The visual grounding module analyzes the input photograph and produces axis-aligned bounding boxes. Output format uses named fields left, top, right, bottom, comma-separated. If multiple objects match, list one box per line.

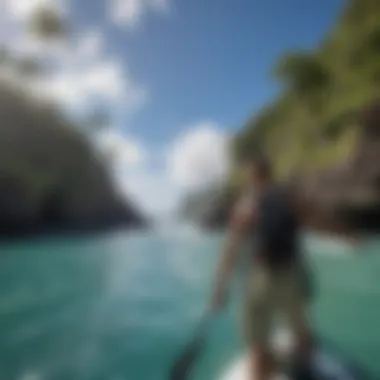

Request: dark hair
left=358, top=100, right=380, bottom=137
left=249, top=153, right=272, bottom=178
left=361, top=100, right=380, bottom=123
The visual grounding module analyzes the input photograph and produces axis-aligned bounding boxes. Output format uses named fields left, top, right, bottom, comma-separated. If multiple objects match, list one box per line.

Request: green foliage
left=274, top=53, right=330, bottom=97
left=28, top=7, right=66, bottom=40
left=231, top=0, right=380, bottom=188
left=181, top=0, right=380, bottom=227
left=0, top=48, right=45, bottom=82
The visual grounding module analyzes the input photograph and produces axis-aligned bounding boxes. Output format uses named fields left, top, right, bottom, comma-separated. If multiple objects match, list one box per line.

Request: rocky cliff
left=183, top=0, right=380, bottom=233
left=0, top=81, right=147, bottom=237
left=297, top=101, right=380, bottom=233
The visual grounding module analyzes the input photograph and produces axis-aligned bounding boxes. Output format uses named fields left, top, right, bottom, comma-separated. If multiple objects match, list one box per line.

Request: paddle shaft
left=169, top=313, right=215, bottom=380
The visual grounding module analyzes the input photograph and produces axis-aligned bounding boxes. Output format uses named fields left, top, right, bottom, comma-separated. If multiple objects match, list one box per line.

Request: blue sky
left=105, top=0, right=343, bottom=140
left=2, top=0, right=345, bottom=217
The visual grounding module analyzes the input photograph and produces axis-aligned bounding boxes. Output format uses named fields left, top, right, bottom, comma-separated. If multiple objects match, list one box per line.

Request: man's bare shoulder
left=229, top=191, right=255, bottom=229
left=236, top=190, right=256, bottom=212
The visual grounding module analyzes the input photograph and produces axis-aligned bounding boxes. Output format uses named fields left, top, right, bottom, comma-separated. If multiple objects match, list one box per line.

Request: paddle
left=169, top=312, right=215, bottom=380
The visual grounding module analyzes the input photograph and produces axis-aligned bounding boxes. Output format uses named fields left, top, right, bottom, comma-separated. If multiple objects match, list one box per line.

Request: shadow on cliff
left=0, top=81, right=148, bottom=240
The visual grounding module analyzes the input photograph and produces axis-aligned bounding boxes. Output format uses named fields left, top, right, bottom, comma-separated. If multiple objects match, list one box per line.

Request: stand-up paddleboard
left=220, top=328, right=361, bottom=380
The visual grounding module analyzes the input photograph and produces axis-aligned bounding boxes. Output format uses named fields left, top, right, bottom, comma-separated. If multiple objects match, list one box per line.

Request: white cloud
left=35, top=58, right=147, bottom=112
left=77, top=29, right=104, bottom=61
left=95, top=129, right=147, bottom=169
left=93, top=129, right=172, bottom=216
left=9, top=36, right=67, bottom=60
left=1, top=0, right=148, bottom=113
left=109, top=0, right=170, bottom=28
left=167, top=122, right=231, bottom=190
left=119, top=170, right=181, bottom=216
left=30, top=28, right=148, bottom=111
left=2, top=1, right=231, bottom=219
left=1, top=24, right=147, bottom=113
left=94, top=122, right=231, bottom=218
left=5, top=0, right=67, bottom=21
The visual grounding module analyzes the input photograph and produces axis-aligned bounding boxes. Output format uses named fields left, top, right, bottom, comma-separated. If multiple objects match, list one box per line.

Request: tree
left=274, top=52, right=330, bottom=105
left=28, top=6, right=66, bottom=40
left=0, top=47, right=43, bottom=80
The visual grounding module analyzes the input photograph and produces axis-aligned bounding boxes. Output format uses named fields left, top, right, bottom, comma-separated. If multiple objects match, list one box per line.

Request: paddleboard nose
left=219, top=328, right=360, bottom=380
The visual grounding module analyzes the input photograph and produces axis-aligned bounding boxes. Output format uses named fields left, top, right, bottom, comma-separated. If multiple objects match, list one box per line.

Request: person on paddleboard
left=210, top=153, right=314, bottom=380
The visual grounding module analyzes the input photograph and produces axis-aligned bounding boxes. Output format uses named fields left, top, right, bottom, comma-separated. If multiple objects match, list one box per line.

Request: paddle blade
left=169, top=335, right=206, bottom=380
left=169, top=317, right=211, bottom=380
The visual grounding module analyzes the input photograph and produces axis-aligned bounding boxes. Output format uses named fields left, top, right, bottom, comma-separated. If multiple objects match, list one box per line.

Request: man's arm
left=210, top=200, right=253, bottom=312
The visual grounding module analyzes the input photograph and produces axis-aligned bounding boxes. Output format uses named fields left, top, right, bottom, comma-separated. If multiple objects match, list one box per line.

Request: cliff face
left=192, top=102, right=380, bottom=233
left=0, top=82, right=147, bottom=237
left=183, top=0, right=380, bottom=232
left=298, top=102, right=380, bottom=233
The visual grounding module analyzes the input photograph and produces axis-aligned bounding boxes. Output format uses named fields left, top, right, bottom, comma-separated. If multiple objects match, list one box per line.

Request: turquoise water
left=0, top=230, right=379, bottom=380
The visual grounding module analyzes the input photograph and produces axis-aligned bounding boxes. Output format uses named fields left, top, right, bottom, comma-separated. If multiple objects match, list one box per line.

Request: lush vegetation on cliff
left=183, top=0, right=380, bottom=228
left=233, top=0, right=380, bottom=182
